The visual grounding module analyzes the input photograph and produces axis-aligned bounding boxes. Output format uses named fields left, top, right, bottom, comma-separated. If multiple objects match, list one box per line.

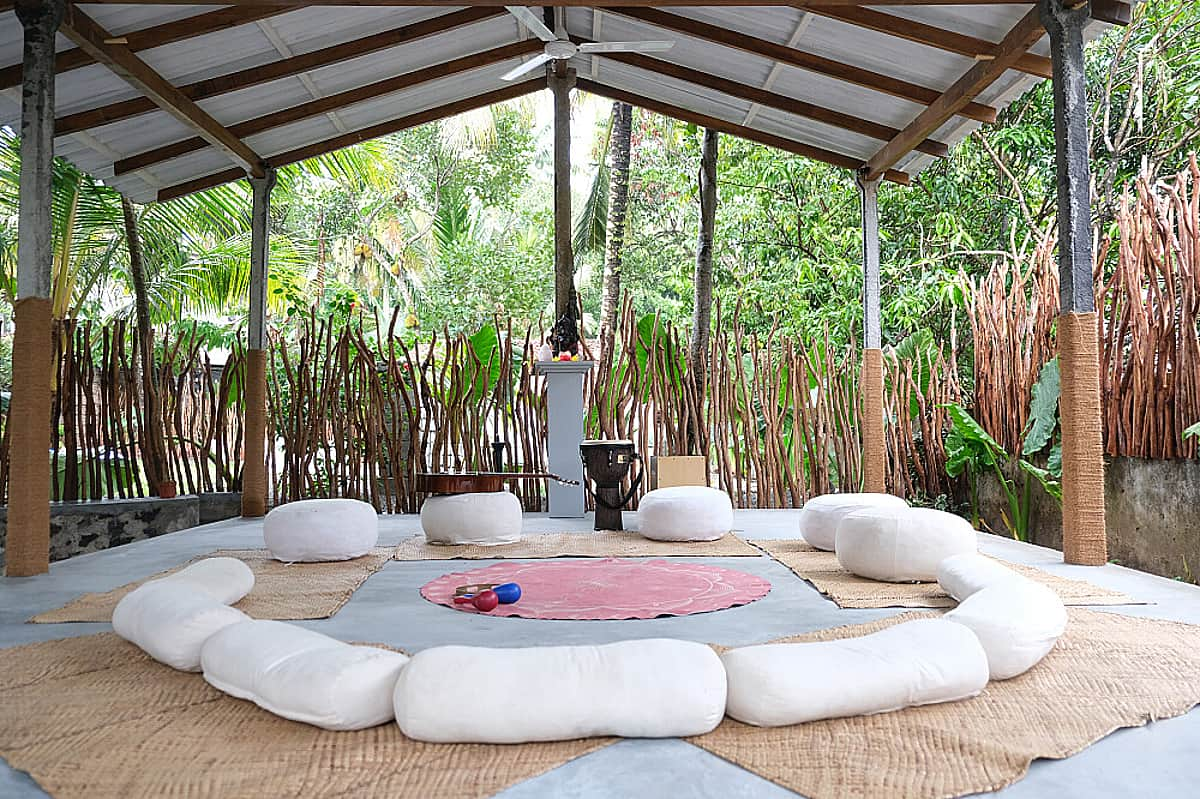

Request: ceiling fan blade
left=505, top=6, right=558, bottom=43
left=500, top=52, right=553, bottom=81
left=577, top=41, right=675, bottom=54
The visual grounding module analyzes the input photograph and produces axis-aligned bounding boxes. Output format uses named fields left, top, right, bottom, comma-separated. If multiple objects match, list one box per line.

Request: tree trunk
left=598, top=102, right=633, bottom=356
left=550, top=61, right=577, bottom=325
left=688, top=128, right=719, bottom=455
left=121, top=195, right=168, bottom=493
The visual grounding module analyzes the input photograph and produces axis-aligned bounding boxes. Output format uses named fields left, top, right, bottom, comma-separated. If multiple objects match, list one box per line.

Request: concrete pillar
left=534, top=360, right=591, bottom=517
left=857, top=173, right=887, bottom=494
left=1041, top=0, right=1107, bottom=566
left=549, top=61, right=577, bottom=323
left=6, top=0, right=66, bottom=577
left=242, top=167, right=276, bottom=518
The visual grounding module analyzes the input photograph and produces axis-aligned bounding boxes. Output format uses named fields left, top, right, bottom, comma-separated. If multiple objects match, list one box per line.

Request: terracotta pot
left=157, top=480, right=177, bottom=499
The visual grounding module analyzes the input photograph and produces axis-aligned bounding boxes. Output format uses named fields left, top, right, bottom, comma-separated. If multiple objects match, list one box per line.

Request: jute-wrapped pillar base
left=1058, top=312, right=1107, bottom=565
left=860, top=348, right=887, bottom=494
left=6, top=297, right=53, bottom=576
left=241, top=348, right=268, bottom=518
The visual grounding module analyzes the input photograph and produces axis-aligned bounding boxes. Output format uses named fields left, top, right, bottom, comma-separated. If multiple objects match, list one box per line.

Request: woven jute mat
left=29, top=547, right=397, bottom=624
left=0, top=633, right=612, bottom=799
left=752, top=539, right=1137, bottom=608
left=690, top=608, right=1200, bottom=799
left=394, top=530, right=762, bottom=560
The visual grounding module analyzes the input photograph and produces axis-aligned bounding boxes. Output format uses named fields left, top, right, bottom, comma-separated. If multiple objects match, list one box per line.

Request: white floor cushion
left=722, top=618, right=989, bottom=726
left=264, top=498, right=379, bottom=562
left=798, top=492, right=908, bottom=551
left=201, top=620, right=409, bottom=731
left=636, top=486, right=733, bottom=542
left=113, top=581, right=250, bottom=672
left=835, top=507, right=976, bottom=582
left=157, top=556, right=255, bottom=605
left=394, top=639, right=727, bottom=743
left=937, top=552, right=1024, bottom=601
left=945, top=580, right=1067, bottom=680
left=420, top=491, right=522, bottom=546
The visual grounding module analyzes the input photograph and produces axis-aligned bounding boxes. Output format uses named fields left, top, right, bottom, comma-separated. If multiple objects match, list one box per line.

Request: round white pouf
left=421, top=491, right=522, bottom=546
left=637, top=486, right=733, bottom=542
left=835, top=506, right=976, bottom=582
left=263, top=498, right=378, bottom=562
left=798, top=492, right=908, bottom=551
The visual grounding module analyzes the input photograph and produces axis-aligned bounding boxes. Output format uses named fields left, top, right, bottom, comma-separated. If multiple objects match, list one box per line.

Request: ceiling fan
left=501, top=6, right=674, bottom=81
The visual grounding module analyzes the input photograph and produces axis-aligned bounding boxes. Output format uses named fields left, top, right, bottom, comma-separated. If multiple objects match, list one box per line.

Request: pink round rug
left=420, top=558, right=771, bottom=620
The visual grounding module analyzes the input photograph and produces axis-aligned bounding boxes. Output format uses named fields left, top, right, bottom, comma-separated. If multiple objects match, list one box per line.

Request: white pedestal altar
left=534, top=360, right=593, bottom=518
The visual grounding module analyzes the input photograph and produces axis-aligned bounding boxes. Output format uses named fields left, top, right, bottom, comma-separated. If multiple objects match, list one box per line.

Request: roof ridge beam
left=574, top=76, right=909, bottom=185
left=155, top=78, right=545, bottom=202
left=115, top=39, right=544, bottom=175
left=0, top=6, right=295, bottom=91
left=54, top=7, right=506, bottom=136
left=603, top=7, right=998, bottom=124
left=570, top=37, right=948, bottom=158
left=60, top=4, right=265, bottom=177
left=863, top=7, right=1044, bottom=180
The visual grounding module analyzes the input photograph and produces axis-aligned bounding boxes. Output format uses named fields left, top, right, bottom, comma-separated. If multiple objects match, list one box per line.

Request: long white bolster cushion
left=798, top=492, right=908, bottom=551
left=637, top=485, right=734, bottom=542
left=201, top=620, right=409, bottom=731
left=937, top=552, right=1026, bottom=601
left=945, top=581, right=1067, bottom=680
left=112, top=581, right=250, bottom=672
left=421, top=491, right=523, bottom=546
left=264, top=498, right=379, bottom=562
left=157, top=556, right=255, bottom=605
left=722, top=619, right=989, bottom=727
left=394, top=639, right=727, bottom=743
left=835, top=507, right=976, bottom=582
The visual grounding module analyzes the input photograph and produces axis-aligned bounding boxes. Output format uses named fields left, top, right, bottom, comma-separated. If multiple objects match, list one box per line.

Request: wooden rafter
left=115, top=40, right=543, bottom=175
left=604, top=7, right=998, bottom=124
left=55, top=7, right=505, bottom=136
left=806, top=6, right=1052, bottom=79
left=155, top=78, right=544, bottom=202
left=863, top=7, right=1044, bottom=180
left=0, top=6, right=294, bottom=91
left=573, top=38, right=948, bottom=158
left=574, top=77, right=909, bottom=185
left=62, top=0, right=1130, bottom=12
left=59, top=4, right=265, bottom=177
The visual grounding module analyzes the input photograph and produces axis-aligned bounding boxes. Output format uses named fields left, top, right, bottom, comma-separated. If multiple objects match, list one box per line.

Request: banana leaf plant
left=943, top=402, right=1030, bottom=540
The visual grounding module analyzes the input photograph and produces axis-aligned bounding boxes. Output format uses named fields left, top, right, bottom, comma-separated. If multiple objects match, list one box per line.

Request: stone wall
left=0, top=493, right=241, bottom=567
left=979, top=457, right=1200, bottom=583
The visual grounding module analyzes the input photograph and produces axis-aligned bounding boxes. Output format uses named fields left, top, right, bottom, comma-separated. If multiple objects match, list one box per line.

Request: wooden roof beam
left=55, top=7, right=506, bottom=136
left=115, top=39, right=543, bottom=175
left=63, top=1, right=1126, bottom=9
left=60, top=4, right=265, bottom=177
left=863, top=7, right=1044, bottom=181
left=572, top=39, right=948, bottom=158
left=0, top=6, right=294, bottom=91
left=574, top=77, right=909, bottom=185
left=605, top=7, right=998, bottom=124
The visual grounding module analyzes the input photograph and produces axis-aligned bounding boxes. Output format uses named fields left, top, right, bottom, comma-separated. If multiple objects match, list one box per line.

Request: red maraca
left=452, top=588, right=499, bottom=612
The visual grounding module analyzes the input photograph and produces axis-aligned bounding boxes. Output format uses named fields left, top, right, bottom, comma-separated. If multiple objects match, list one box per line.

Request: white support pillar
left=6, top=0, right=66, bottom=577
left=857, top=173, right=886, bottom=494
left=242, top=167, right=276, bottom=517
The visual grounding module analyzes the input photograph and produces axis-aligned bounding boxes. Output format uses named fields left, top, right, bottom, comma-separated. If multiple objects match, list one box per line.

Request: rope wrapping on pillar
left=241, top=348, right=269, bottom=518
left=6, top=297, right=54, bottom=576
left=860, top=348, right=887, bottom=494
left=1058, top=311, right=1107, bottom=565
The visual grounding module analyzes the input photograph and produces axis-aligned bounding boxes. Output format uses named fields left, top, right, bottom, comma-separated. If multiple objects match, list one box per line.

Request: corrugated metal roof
left=0, top=4, right=1116, bottom=203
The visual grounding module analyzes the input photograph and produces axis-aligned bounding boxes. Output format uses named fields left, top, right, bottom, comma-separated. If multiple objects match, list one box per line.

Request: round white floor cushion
left=113, top=581, right=250, bottom=672
left=394, top=639, right=727, bottom=743
left=157, top=556, right=255, bottom=605
left=636, top=486, right=733, bottom=542
left=201, top=620, right=409, bottom=731
left=420, top=491, right=522, bottom=546
left=937, top=552, right=1024, bottom=601
left=798, top=493, right=908, bottom=551
left=722, top=618, right=989, bottom=727
left=264, top=498, right=378, bottom=562
left=835, top=507, right=976, bottom=582
left=945, top=580, right=1067, bottom=680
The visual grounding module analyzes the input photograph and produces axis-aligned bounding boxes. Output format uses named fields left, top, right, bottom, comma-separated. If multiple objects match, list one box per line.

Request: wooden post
left=1041, top=0, right=1107, bottom=565
left=6, top=0, right=66, bottom=577
left=242, top=167, right=276, bottom=517
left=857, top=172, right=887, bottom=494
left=549, top=60, right=577, bottom=323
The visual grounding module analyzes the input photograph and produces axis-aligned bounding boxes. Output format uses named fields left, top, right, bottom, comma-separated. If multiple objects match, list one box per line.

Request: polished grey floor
left=1, top=510, right=1198, bottom=798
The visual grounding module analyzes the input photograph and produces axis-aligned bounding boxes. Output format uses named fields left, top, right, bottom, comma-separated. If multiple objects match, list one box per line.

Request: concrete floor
left=1, top=510, right=1198, bottom=798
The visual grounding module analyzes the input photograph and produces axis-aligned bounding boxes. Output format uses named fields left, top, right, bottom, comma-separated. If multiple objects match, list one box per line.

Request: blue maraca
left=492, top=582, right=522, bottom=604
